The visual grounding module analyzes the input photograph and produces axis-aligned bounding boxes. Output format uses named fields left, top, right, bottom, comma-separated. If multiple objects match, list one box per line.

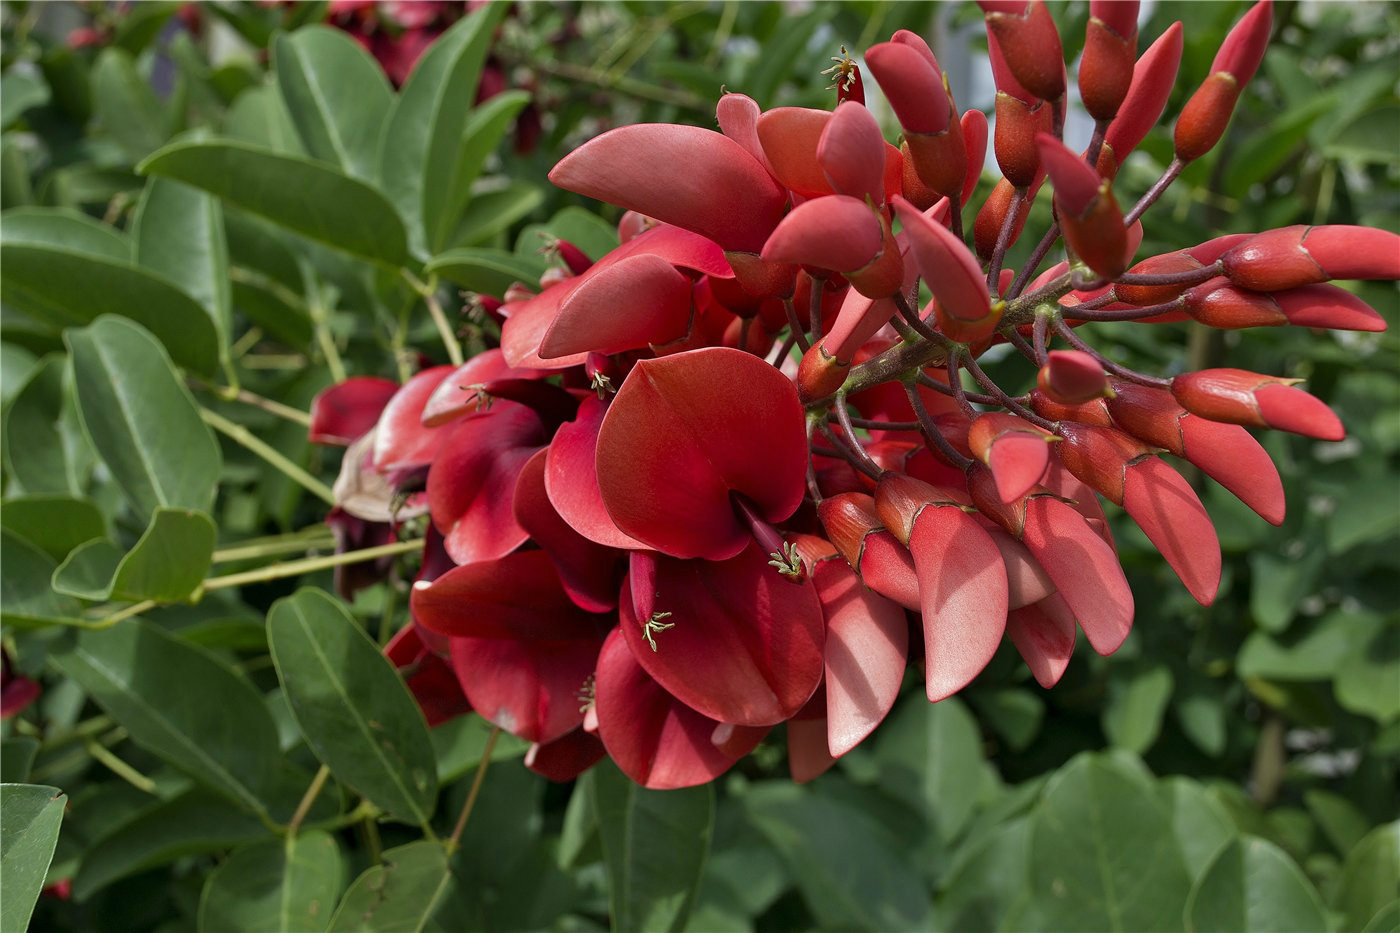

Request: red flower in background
left=311, top=0, right=1399, bottom=789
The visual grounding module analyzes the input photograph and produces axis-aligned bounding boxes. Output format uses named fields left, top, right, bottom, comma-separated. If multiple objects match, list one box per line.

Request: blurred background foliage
left=1, top=2, right=1396, bottom=932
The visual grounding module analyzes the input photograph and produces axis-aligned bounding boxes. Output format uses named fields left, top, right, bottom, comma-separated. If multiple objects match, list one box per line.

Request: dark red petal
left=594, top=628, right=766, bottom=789
left=371, top=366, right=455, bottom=471
left=596, top=348, right=807, bottom=560
left=986, top=526, right=1055, bottom=609
left=450, top=634, right=598, bottom=744
left=310, top=377, right=399, bottom=445
left=525, top=728, right=606, bottom=782
left=383, top=625, right=472, bottom=727
left=513, top=448, right=623, bottom=613
left=426, top=403, right=545, bottom=564
left=546, top=396, right=646, bottom=550
left=814, top=558, right=907, bottom=757
left=1255, top=383, right=1345, bottom=441
left=788, top=711, right=838, bottom=783
left=421, top=350, right=550, bottom=427
left=540, top=254, right=694, bottom=359
left=619, top=544, right=825, bottom=727
left=909, top=504, right=1009, bottom=701
left=1007, top=593, right=1076, bottom=687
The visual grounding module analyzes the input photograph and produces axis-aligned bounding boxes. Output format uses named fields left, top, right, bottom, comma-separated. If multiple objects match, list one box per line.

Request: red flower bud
left=994, top=93, right=1053, bottom=189
left=1173, top=0, right=1272, bottom=161
left=867, top=40, right=967, bottom=201
left=873, top=472, right=968, bottom=545
left=1036, top=133, right=1128, bottom=278
left=762, top=195, right=884, bottom=276
left=981, top=0, right=1066, bottom=102
left=895, top=196, right=998, bottom=334
left=968, top=412, right=1057, bottom=503
left=310, top=376, right=400, bottom=445
left=1114, top=250, right=1207, bottom=305
left=1220, top=225, right=1400, bottom=291
left=1037, top=350, right=1111, bottom=405
left=1079, top=3, right=1138, bottom=121
left=975, top=176, right=1041, bottom=261
left=1272, top=284, right=1387, bottom=332
left=1030, top=390, right=1113, bottom=427
left=1100, top=22, right=1183, bottom=177
left=960, top=108, right=989, bottom=205
left=540, top=253, right=694, bottom=359
left=1171, top=368, right=1344, bottom=441
left=1181, top=277, right=1285, bottom=329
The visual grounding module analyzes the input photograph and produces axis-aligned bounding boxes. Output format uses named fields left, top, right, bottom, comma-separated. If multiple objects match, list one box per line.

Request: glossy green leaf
left=198, top=833, right=346, bottom=933
left=132, top=177, right=232, bottom=349
left=934, top=817, right=1030, bottom=933
left=91, top=47, right=166, bottom=161
left=2, top=356, right=88, bottom=496
left=1029, top=753, right=1193, bottom=932
left=591, top=760, right=714, bottom=933
left=3, top=245, right=220, bottom=374
left=273, top=26, right=393, bottom=180
left=872, top=695, right=986, bottom=842
left=327, top=841, right=452, bottom=933
left=52, top=508, right=215, bottom=603
left=1186, top=836, right=1328, bottom=933
left=1159, top=777, right=1237, bottom=881
left=0, top=206, right=128, bottom=260
left=140, top=140, right=409, bottom=265
left=0, top=740, right=38, bottom=784
left=223, top=83, right=306, bottom=155
left=0, top=528, right=81, bottom=627
left=66, top=317, right=221, bottom=517
left=1361, top=902, right=1400, bottom=933
left=1335, top=623, right=1400, bottom=723
left=424, top=247, right=543, bottom=296
left=1305, top=790, right=1372, bottom=857
left=0, top=784, right=67, bottom=933
left=74, top=789, right=271, bottom=900
left=0, top=342, right=38, bottom=404
left=1335, top=822, right=1400, bottom=933
left=0, top=70, right=49, bottom=129
left=377, top=3, right=507, bottom=257
left=267, top=588, right=437, bottom=825
left=450, top=180, right=544, bottom=249
left=746, top=782, right=934, bottom=933
left=52, top=620, right=282, bottom=817
left=1103, top=662, right=1174, bottom=753
left=0, top=495, right=105, bottom=561
left=429, top=88, right=531, bottom=252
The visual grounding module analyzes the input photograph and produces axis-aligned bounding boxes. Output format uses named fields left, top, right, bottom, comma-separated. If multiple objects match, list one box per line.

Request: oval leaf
left=327, top=841, right=451, bottom=933
left=1186, top=835, right=1327, bottom=933
left=0, top=784, right=67, bottom=933
left=199, top=833, right=346, bottom=933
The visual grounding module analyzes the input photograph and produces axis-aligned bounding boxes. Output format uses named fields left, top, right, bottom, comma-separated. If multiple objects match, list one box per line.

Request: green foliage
left=0, top=2, right=1395, bottom=932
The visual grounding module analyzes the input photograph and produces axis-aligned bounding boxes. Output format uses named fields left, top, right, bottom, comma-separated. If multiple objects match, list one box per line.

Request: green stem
left=200, top=407, right=336, bottom=506
left=200, top=539, right=425, bottom=593
left=212, top=531, right=337, bottom=565
left=286, top=765, right=331, bottom=838
left=445, top=726, right=501, bottom=854
left=189, top=378, right=313, bottom=427
left=84, top=738, right=158, bottom=794
left=403, top=271, right=464, bottom=367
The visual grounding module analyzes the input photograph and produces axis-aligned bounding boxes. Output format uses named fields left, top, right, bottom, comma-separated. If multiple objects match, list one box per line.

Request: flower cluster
left=311, top=0, right=1399, bottom=789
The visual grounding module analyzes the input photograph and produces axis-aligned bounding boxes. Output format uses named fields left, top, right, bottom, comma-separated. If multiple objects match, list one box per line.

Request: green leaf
left=1186, top=835, right=1328, bottom=933
left=1335, top=822, right=1400, bottom=933
left=1335, top=623, right=1400, bottom=723
left=0, top=495, right=106, bottom=561
left=2, top=356, right=89, bottom=496
left=590, top=760, right=714, bottom=933
left=273, top=26, right=393, bottom=180
left=52, top=620, right=282, bottom=817
left=1224, top=95, right=1334, bottom=196
left=1304, top=790, right=1372, bottom=857
left=223, top=83, right=307, bottom=155
left=0, top=528, right=81, bottom=627
left=742, top=7, right=830, bottom=107
left=1325, top=104, right=1400, bottom=165
left=377, top=3, right=508, bottom=257
left=1361, top=902, right=1400, bottom=933
left=0, top=70, right=50, bottom=129
left=0, top=740, right=39, bottom=784
left=934, top=817, right=1030, bottom=933
left=972, top=687, right=1045, bottom=751
left=0, top=245, right=220, bottom=374
left=1103, top=662, right=1175, bottom=753
left=52, top=508, right=215, bottom=603
left=449, top=180, right=543, bottom=249
left=65, top=317, right=221, bottom=518
left=1029, top=753, right=1193, bottom=932
left=327, top=840, right=452, bottom=933
left=199, top=833, right=346, bottom=933
left=431, top=714, right=528, bottom=786
left=91, top=48, right=166, bottom=161
left=267, top=588, right=438, bottom=825
left=529, top=205, right=620, bottom=261
left=424, top=247, right=543, bottom=296
left=74, top=789, right=271, bottom=900
left=745, top=783, right=934, bottom=933
left=0, top=784, right=67, bottom=933
left=1174, top=673, right=1228, bottom=756
left=1250, top=547, right=1323, bottom=633
left=1239, top=611, right=1383, bottom=681
left=0, top=206, right=128, bottom=260
left=872, top=695, right=986, bottom=842
left=1159, top=777, right=1237, bottom=881
left=132, top=177, right=232, bottom=352
left=429, top=89, right=531, bottom=252
left=140, top=140, right=409, bottom=266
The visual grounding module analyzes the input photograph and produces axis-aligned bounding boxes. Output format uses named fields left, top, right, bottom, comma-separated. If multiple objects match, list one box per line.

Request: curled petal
left=450, top=633, right=599, bottom=744
left=986, top=525, right=1056, bottom=609
left=865, top=41, right=950, bottom=134
left=540, top=254, right=694, bottom=359
left=716, top=92, right=775, bottom=174
left=421, top=350, right=550, bottom=427
left=525, top=728, right=607, bottom=783
left=372, top=366, right=455, bottom=472
left=818, top=100, right=888, bottom=204
left=757, top=107, right=834, bottom=198
left=310, top=377, right=399, bottom=445
left=894, top=196, right=992, bottom=323
left=762, top=195, right=885, bottom=273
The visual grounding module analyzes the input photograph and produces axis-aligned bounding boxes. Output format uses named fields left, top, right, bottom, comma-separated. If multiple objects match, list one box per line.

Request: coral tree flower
left=313, top=0, right=1398, bottom=790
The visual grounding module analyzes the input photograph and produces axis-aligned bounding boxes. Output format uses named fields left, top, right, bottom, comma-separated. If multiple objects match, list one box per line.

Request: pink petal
left=421, top=350, right=551, bottom=427
left=893, top=196, right=992, bottom=322
left=756, top=107, right=835, bottom=198
left=1022, top=496, right=1133, bottom=654
left=761, top=195, right=885, bottom=273
left=1007, top=593, right=1077, bottom=687
left=1122, top=457, right=1221, bottom=606
left=818, top=100, right=888, bottom=204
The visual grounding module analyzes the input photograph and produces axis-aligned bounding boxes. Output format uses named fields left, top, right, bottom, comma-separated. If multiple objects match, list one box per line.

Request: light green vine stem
left=200, top=539, right=425, bottom=593
left=285, top=764, right=331, bottom=837
left=200, top=407, right=337, bottom=505
left=83, top=737, right=158, bottom=794
left=402, top=270, right=464, bottom=367
left=212, top=530, right=337, bottom=564
left=308, top=288, right=348, bottom=383
left=445, top=725, right=502, bottom=854
left=188, top=377, right=312, bottom=427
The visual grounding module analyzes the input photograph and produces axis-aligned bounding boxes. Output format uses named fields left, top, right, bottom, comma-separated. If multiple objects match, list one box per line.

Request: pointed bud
left=974, top=176, right=1041, bottom=261
left=995, top=93, right=1053, bottom=188
left=817, top=492, right=882, bottom=571
left=968, top=413, right=1056, bottom=503
left=1220, top=225, right=1400, bottom=291
left=1173, top=1, right=1272, bottom=162
left=1079, top=2, right=1138, bottom=121
left=1182, top=278, right=1287, bottom=329
left=864, top=41, right=950, bottom=134
left=1114, top=250, right=1207, bottom=305
left=960, top=109, right=989, bottom=205
left=818, top=101, right=888, bottom=204
left=1030, top=390, right=1113, bottom=427
left=894, top=196, right=995, bottom=326
left=1101, top=22, right=1183, bottom=177
left=1037, top=133, right=1128, bottom=278
left=982, top=0, right=1066, bottom=102
left=1273, top=284, right=1386, bottom=332
left=1212, top=0, right=1273, bottom=85
left=1037, top=350, right=1111, bottom=405
left=1171, top=369, right=1344, bottom=441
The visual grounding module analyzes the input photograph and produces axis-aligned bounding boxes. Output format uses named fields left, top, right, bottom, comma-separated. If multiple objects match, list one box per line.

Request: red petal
left=909, top=504, right=1009, bottom=701
left=310, top=377, right=399, bottom=445
left=426, top=403, right=545, bottom=564
left=513, top=448, right=623, bottom=613
left=1180, top=416, right=1285, bottom=525
left=383, top=625, right=472, bottom=727
left=499, top=278, right=588, bottom=370
left=619, top=544, right=825, bottom=727
left=546, top=396, right=646, bottom=550
left=450, top=634, right=599, bottom=744
left=859, top=530, right=921, bottom=611
left=1007, top=593, right=1076, bottom=687
left=894, top=196, right=992, bottom=322
left=525, top=728, right=606, bottom=782
left=1021, top=496, right=1133, bottom=654
left=814, top=557, right=908, bottom=757
left=594, top=628, right=766, bottom=789
left=865, top=41, right=949, bottom=134
left=1255, top=383, right=1345, bottom=441
left=818, top=101, right=888, bottom=204
left=1103, top=22, right=1183, bottom=166
left=596, top=348, right=807, bottom=560
left=1212, top=0, right=1272, bottom=84
left=1036, top=132, right=1102, bottom=216
left=1274, top=284, right=1387, bottom=332
left=540, top=254, right=694, bottom=360
left=421, top=350, right=550, bottom=427
left=788, top=712, right=838, bottom=783
left=988, top=432, right=1052, bottom=503
left=548, top=124, right=787, bottom=253
left=757, top=107, right=834, bottom=198
left=371, top=366, right=455, bottom=471
left=1122, top=458, right=1221, bottom=605
left=761, top=195, right=885, bottom=273
left=986, top=525, right=1055, bottom=609
left=716, top=92, right=775, bottom=174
